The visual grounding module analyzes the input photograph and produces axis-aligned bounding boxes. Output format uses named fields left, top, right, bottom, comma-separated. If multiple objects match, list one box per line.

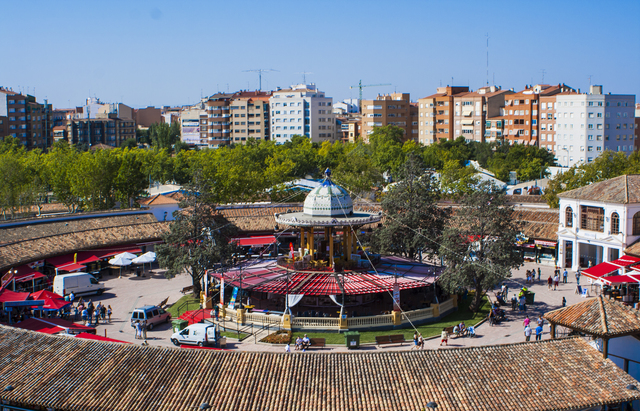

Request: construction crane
left=243, top=69, right=278, bottom=91
left=350, top=80, right=391, bottom=112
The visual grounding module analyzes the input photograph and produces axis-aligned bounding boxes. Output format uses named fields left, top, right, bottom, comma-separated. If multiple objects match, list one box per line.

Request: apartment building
left=270, top=84, right=334, bottom=144
left=0, top=88, right=52, bottom=149
left=502, top=84, right=572, bottom=146
left=452, top=86, right=512, bottom=143
left=418, top=87, right=469, bottom=145
left=229, top=91, right=271, bottom=144
left=181, top=102, right=207, bottom=146
left=635, top=103, right=640, bottom=152
left=539, top=95, right=558, bottom=153
left=485, top=117, right=504, bottom=143
left=360, top=93, right=417, bottom=142
left=66, top=117, right=135, bottom=147
left=336, top=115, right=361, bottom=143
left=134, top=107, right=162, bottom=129
left=554, top=85, right=636, bottom=167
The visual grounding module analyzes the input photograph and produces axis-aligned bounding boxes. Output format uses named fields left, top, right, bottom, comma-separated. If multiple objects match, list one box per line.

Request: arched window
left=565, top=207, right=573, bottom=228
left=611, top=212, right=620, bottom=234
left=634, top=212, right=640, bottom=236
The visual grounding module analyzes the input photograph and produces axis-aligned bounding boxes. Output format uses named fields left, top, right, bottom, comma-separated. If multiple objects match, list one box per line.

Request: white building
left=555, top=86, right=636, bottom=168
left=332, top=99, right=359, bottom=115
left=557, top=175, right=640, bottom=270
left=269, top=84, right=335, bottom=144
left=179, top=103, right=205, bottom=146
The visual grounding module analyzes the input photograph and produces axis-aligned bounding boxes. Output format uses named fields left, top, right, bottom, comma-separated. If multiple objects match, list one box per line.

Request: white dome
left=303, top=180, right=353, bottom=217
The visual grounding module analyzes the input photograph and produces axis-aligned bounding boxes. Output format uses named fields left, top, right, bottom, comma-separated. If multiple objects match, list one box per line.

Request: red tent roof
left=12, top=318, right=94, bottom=335
left=30, top=290, right=63, bottom=300
left=0, top=289, right=31, bottom=303
left=41, top=298, right=72, bottom=310
left=582, top=262, right=620, bottom=279
left=610, top=255, right=640, bottom=267
left=599, top=275, right=640, bottom=285
left=233, top=236, right=277, bottom=247
left=56, top=263, right=87, bottom=273
left=75, top=332, right=130, bottom=344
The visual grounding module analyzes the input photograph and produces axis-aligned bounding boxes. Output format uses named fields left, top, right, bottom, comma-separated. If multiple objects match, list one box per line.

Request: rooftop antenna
left=242, top=68, right=278, bottom=90
left=486, top=33, right=489, bottom=86
left=588, top=75, right=593, bottom=86
left=296, top=71, right=313, bottom=84
left=541, top=69, right=546, bottom=84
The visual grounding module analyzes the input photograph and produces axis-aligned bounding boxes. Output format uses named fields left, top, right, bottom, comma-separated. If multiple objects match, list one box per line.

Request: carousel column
left=301, top=227, right=306, bottom=257
left=329, top=227, right=334, bottom=268
left=309, top=226, right=315, bottom=258
left=306, top=226, right=312, bottom=256
left=344, top=227, right=350, bottom=261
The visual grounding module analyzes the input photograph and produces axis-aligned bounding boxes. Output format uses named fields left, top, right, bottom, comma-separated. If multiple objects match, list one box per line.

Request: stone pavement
left=85, top=261, right=590, bottom=351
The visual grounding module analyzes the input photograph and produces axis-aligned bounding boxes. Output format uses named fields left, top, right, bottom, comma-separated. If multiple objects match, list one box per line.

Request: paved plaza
left=85, top=260, right=592, bottom=351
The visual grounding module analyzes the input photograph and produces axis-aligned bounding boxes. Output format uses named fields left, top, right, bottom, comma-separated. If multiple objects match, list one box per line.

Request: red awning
left=599, top=275, right=640, bottom=285
left=75, top=332, right=130, bottom=343
left=12, top=318, right=95, bottom=335
left=582, top=262, right=620, bottom=279
left=610, top=255, right=640, bottom=267
left=41, top=298, right=72, bottom=310
left=0, top=289, right=31, bottom=303
left=30, top=290, right=63, bottom=300
left=56, top=263, right=87, bottom=273
left=233, top=236, right=277, bottom=247
left=15, top=272, right=46, bottom=283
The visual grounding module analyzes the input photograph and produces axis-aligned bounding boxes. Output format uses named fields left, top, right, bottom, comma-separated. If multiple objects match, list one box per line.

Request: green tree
left=516, top=157, right=549, bottom=182
left=149, top=122, right=180, bottom=151
left=155, top=178, right=238, bottom=295
left=44, top=142, right=81, bottom=212
left=334, top=143, right=383, bottom=199
left=438, top=182, right=524, bottom=311
left=121, top=138, right=138, bottom=149
left=113, top=148, right=148, bottom=208
left=368, top=126, right=405, bottom=175
left=0, top=150, right=28, bottom=219
left=71, top=149, right=120, bottom=210
left=23, top=149, right=50, bottom=216
left=370, top=153, right=448, bottom=260
left=438, top=160, right=480, bottom=199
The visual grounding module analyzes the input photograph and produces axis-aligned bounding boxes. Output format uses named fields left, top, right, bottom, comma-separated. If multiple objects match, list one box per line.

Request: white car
left=171, top=323, right=219, bottom=347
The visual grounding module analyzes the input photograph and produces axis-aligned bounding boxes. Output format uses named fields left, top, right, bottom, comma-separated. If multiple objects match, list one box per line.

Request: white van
left=53, top=272, right=106, bottom=298
left=171, top=323, right=221, bottom=347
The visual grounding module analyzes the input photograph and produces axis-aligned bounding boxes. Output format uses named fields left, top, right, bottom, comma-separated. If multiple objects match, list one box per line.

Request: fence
left=347, top=314, right=393, bottom=328
left=292, top=317, right=340, bottom=330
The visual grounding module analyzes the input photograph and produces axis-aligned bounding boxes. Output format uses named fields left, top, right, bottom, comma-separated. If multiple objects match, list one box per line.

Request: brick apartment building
left=502, top=84, right=573, bottom=146
left=230, top=91, right=271, bottom=144
left=452, top=86, right=512, bottom=143
left=635, top=103, right=640, bottom=152
left=0, top=87, right=51, bottom=149
left=418, top=86, right=469, bottom=145
left=360, top=93, right=418, bottom=142
left=337, top=115, right=361, bottom=143
left=134, top=107, right=162, bottom=129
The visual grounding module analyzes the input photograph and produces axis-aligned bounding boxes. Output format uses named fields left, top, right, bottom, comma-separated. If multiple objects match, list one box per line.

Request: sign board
left=4, top=300, right=44, bottom=307
left=582, top=287, right=589, bottom=298
left=393, top=283, right=401, bottom=311
left=228, top=286, right=239, bottom=309
left=220, top=277, right=225, bottom=306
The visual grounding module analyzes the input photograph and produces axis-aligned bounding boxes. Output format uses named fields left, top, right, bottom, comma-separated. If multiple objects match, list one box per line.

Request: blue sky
left=2, top=0, right=639, bottom=109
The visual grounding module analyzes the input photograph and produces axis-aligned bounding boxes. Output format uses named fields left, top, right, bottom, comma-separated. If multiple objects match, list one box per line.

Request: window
left=634, top=212, right=640, bottom=235
left=611, top=212, right=620, bottom=234
left=565, top=207, right=573, bottom=227
left=580, top=206, right=604, bottom=232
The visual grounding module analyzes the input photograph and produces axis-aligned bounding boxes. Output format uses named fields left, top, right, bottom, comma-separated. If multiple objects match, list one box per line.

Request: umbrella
left=109, top=255, right=132, bottom=278
left=30, top=290, right=63, bottom=300
left=132, top=253, right=156, bottom=275
left=114, top=252, right=138, bottom=260
left=41, top=298, right=72, bottom=311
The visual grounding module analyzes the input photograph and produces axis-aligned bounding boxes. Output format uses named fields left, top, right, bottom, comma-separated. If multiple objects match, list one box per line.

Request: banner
left=228, top=286, right=238, bottom=309
left=220, top=277, right=225, bottom=306
left=393, top=283, right=401, bottom=311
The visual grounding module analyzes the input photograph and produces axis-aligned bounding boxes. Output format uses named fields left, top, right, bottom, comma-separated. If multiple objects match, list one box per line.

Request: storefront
left=534, top=240, right=558, bottom=265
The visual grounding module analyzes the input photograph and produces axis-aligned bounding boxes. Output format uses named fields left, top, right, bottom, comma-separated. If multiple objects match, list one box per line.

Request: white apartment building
left=555, top=86, right=636, bottom=168
left=270, top=84, right=335, bottom=144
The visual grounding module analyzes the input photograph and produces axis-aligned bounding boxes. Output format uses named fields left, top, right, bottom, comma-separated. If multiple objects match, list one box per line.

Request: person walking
left=142, top=320, right=148, bottom=340
left=440, top=328, right=449, bottom=346
left=563, top=269, right=568, bottom=284
left=524, top=325, right=532, bottom=342
left=285, top=343, right=291, bottom=353
left=214, top=305, right=220, bottom=321
left=575, top=270, right=581, bottom=285
left=412, top=332, right=419, bottom=350
left=69, top=291, right=75, bottom=302
left=511, top=294, right=518, bottom=311
left=107, top=305, right=112, bottom=322
left=553, top=273, right=560, bottom=290
left=135, top=321, right=142, bottom=339
left=418, top=333, right=424, bottom=350
left=562, top=296, right=567, bottom=307
left=535, top=324, right=543, bottom=341
left=537, top=267, right=541, bottom=281
left=547, top=275, right=553, bottom=290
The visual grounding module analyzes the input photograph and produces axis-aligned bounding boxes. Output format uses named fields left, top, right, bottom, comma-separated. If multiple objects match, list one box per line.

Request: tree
left=113, top=148, right=148, bottom=208
left=370, top=153, right=448, bottom=260
left=155, top=178, right=238, bottom=295
left=121, top=138, right=138, bottom=149
left=149, top=122, right=180, bottom=151
left=438, top=160, right=480, bottom=199
left=334, top=143, right=383, bottom=199
left=44, top=142, right=81, bottom=212
left=368, top=126, right=406, bottom=175
left=438, top=181, right=524, bottom=311
left=71, top=149, right=120, bottom=210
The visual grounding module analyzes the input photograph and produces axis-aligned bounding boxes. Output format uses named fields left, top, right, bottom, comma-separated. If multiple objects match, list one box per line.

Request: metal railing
left=347, top=314, right=393, bottom=328
left=292, top=317, right=340, bottom=329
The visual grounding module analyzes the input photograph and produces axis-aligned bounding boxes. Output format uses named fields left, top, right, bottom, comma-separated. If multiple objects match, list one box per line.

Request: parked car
left=130, top=305, right=171, bottom=330
left=53, top=272, right=105, bottom=298
left=171, top=323, right=220, bottom=347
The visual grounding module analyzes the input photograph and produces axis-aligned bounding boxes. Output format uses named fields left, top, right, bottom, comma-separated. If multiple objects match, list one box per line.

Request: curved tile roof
left=558, top=175, right=640, bottom=204
left=0, top=327, right=638, bottom=411
left=544, top=295, right=640, bottom=337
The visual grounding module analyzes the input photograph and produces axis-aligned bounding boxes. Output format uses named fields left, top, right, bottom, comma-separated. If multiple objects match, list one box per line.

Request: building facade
left=554, top=86, right=636, bottom=168
left=360, top=93, right=417, bottom=142
left=418, top=86, right=469, bottom=145
left=270, top=84, right=334, bottom=144
left=66, top=118, right=135, bottom=148
left=0, top=88, right=51, bottom=149
left=557, top=175, right=640, bottom=270
left=452, top=86, right=511, bottom=144
left=134, top=107, right=162, bottom=129
left=229, top=92, right=271, bottom=144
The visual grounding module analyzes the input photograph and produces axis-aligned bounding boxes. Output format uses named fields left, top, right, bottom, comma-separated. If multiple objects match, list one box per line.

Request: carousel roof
left=210, top=256, right=441, bottom=296
left=302, top=169, right=353, bottom=217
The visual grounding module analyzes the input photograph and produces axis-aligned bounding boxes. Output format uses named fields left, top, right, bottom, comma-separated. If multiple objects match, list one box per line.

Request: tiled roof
left=0, top=327, right=638, bottom=411
left=544, top=295, right=640, bottom=337
left=139, top=194, right=180, bottom=206
left=625, top=238, right=640, bottom=257
left=558, top=175, right=640, bottom=204
left=513, top=208, right=559, bottom=241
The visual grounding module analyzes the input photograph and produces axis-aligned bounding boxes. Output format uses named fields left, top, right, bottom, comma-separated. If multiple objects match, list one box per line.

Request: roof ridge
left=598, top=295, right=609, bottom=334
left=626, top=175, right=629, bottom=204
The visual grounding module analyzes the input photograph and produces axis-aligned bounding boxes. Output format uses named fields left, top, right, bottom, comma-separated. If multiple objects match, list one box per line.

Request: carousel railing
left=439, top=298, right=455, bottom=313
left=291, top=316, right=340, bottom=329
left=347, top=313, right=394, bottom=328
left=244, top=311, right=282, bottom=325
left=401, top=306, right=435, bottom=322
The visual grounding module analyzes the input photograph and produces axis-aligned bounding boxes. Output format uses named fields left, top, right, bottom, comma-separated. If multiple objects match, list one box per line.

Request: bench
left=375, top=334, right=405, bottom=346
left=180, top=285, right=194, bottom=295
left=309, top=338, right=326, bottom=348
left=158, top=296, right=169, bottom=308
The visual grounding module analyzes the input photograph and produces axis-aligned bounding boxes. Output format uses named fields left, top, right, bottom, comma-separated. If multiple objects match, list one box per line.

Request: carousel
left=209, top=170, right=448, bottom=329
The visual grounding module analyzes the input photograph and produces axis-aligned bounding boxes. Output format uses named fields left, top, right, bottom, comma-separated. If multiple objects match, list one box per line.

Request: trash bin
left=172, top=319, right=188, bottom=333
left=524, top=292, right=535, bottom=305
left=344, top=331, right=360, bottom=349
